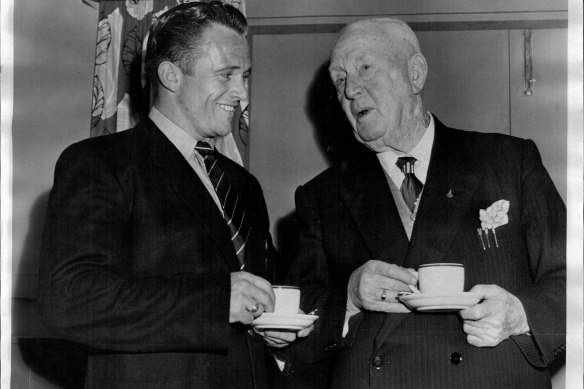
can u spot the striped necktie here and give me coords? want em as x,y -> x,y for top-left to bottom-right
195,141 -> 250,269
396,156 -> 424,213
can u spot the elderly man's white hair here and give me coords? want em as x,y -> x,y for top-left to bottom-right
337,17 -> 422,60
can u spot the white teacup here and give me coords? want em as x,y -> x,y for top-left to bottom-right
272,286 -> 300,315
417,263 -> 464,295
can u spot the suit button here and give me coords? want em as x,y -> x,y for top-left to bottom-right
370,356 -> 384,369
450,352 -> 462,365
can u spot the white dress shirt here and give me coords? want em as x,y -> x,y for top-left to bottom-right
149,107 -> 224,216
343,114 -> 435,337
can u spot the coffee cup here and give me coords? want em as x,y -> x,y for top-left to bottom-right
417,263 -> 464,295
272,286 -> 300,315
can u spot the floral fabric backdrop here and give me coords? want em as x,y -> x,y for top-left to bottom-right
90,0 -> 248,166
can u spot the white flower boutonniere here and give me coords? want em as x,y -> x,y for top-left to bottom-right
476,199 -> 509,249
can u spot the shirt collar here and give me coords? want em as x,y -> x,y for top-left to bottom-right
149,106 -> 215,159
376,113 -> 435,186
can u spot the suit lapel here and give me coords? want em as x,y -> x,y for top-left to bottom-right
339,154 -> 410,264
406,119 -> 483,267
142,120 -> 241,271
373,118 -> 484,351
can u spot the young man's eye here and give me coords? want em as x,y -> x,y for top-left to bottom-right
361,64 -> 371,71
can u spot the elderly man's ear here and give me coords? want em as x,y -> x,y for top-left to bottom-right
157,61 -> 181,93
408,53 -> 428,94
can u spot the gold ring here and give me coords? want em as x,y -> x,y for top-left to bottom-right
249,303 -> 260,313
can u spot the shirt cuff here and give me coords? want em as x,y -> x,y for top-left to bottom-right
342,297 -> 361,337
275,356 -> 286,371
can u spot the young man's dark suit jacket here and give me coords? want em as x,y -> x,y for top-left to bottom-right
288,116 -> 566,388
39,118 -> 278,389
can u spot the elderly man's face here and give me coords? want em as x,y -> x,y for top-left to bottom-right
176,24 -> 250,139
329,24 -> 418,152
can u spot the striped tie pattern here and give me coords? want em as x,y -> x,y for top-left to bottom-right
396,156 -> 424,212
195,141 -> 251,269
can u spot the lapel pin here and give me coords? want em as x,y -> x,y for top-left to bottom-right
446,189 -> 454,198
476,228 -> 486,250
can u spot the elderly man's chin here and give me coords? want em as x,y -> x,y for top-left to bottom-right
353,126 -> 391,153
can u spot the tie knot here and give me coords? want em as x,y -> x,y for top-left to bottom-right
396,156 -> 417,174
195,141 -> 214,158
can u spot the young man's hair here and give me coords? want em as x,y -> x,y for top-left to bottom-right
145,1 -> 247,84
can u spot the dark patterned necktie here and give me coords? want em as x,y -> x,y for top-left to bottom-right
396,156 -> 424,212
195,141 -> 250,269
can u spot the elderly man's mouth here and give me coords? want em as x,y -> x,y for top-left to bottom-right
356,109 -> 371,119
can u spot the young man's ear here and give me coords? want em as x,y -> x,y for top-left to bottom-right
157,61 -> 181,93
408,53 -> 428,95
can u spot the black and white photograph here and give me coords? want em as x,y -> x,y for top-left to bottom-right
1,1 -> 582,388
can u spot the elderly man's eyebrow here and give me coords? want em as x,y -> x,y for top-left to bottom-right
329,65 -> 345,74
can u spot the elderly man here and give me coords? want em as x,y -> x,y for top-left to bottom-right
38,2 -> 307,388
287,17 -> 566,388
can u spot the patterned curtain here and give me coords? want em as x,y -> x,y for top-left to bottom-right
89,0 -> 248,166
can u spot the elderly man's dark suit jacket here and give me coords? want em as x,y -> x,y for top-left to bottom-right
39,119 -> 278,389
288,117 -> 566,388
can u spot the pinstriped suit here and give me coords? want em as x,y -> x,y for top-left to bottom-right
288,117 -> 565,388
39,119 -> 278,389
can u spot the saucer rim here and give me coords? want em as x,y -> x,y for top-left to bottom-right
251,313 -> 319,328
253,324 -> 307,331
398,292 -> 482,311
400,291 -> 482,301
259,312 -> 319,320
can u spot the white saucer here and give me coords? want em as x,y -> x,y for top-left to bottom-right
252,313 -> 319,331
399,292 -> 482,312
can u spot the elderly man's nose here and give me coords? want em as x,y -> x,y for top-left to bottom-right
344,77 -> 362,99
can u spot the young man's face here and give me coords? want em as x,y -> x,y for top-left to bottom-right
176,24 -> 250,139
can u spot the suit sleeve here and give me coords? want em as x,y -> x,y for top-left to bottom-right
38,143 -> 231,353
513,139 -> 566,366
284,184 -> 351,363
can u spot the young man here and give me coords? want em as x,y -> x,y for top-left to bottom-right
39,3 -> 306,388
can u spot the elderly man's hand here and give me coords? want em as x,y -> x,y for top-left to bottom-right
230,272 -> 275,325
347,260 -> 417,313
459,284 -> 530,347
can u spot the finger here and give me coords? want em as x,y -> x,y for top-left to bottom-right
265,339 -> 289,348
366,301 -> 411,313
247,285 -> 275,312
250,275 -> 276,300
254,332 -> 286,348
373,262 -> 418,285
371,276 -> 412,293
466,334 -> 487,347
459,303 -> 488,320
263,331 -> 297,343
247,302 -> 264,318
298,325 -> 314,338
262,335 -> 289,345
230,292 -> 257,323
406,268 -> 418,280
239,311 -> 255,325
462,321 -> 487,336
236,272 -> 276,311
466,332 -> 500,348
467,284 -> 495,299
